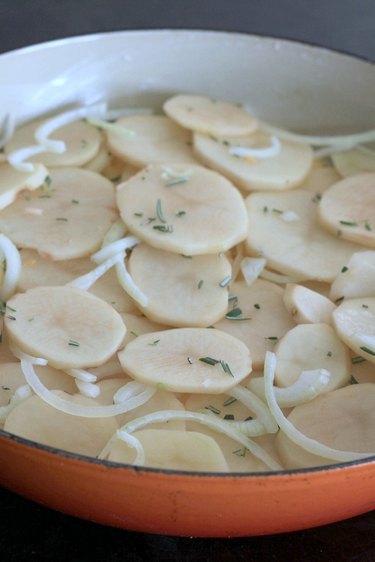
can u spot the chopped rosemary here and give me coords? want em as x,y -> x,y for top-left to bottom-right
148,339 -> 160,346
175,210 -> 186,217
71,199 -> 80,204
199,356 -> 219,366
187,356 -> 193,364
56,217 -> 68,222
197,280 -> 204,289
1,385 -> 10,390
359,346 -> 375,356
225,307 -> 250,321
336,229 -> 343,237
68,339 -> 80,347
272,208 -> 283,215
6,315 -> 16,321
365,222 -> 372,231
339,220 -> 358,227
350,375 -> 359,385
110,175 -> 121,182
165,177 -> 189,187
341,266 -> 348,273
7,306 -> 16,312
263,206 -> 269,214
219,275 -> 232,288
244,415 -> 253,421
220,360 -> 234,377
28,317 -> 34,322
153,224 -> 173,233
232,447 -> 246,457
223,397 -> 237,407
311,192 -> 322,203
352,356 -> 365,364
44,175 -> 52,186
254,303 -> 261,309
205,405 -> 221,415
156,198 -> 166,223
224,414 -> 235,420
181,254 -> 193,259
362,304 -> 369,309
327,351 -> 332,357
265,336 -> 279,342
130,331 -> 139,337
134,212 -> 143,217
335,296 -> 344,304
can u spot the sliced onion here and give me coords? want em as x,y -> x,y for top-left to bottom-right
7,144 -> 47,172
229,136 -> 281,159
115,259 -> 148,307
0,113 -> 15,149
260,269 -> 304,285
68,252 -> 125,290
75,380 -> 101,398
264,351 -> 373,462
240,257 -> 266,287
99,429 -> 145,464
101,219 -> 128,247
92,235 -> 140,263
262,123 -> 375,148
0,234 -> 22,301
86,117 -> 134,136
0,384 -> 33,422
65,368 -> 97,383
20,358 -> 156,418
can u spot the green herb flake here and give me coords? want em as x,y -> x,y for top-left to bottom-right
225,307 -> 250,321
224,414 -> 235,420
187,356 -> 193,365
110,175 -> 121,182
335,296 -> 344,304
134,212 -> 143,217
219,275 -> 232,288
44,175 -> 52,186
197,280 -> 204,289
220,360 -> 234,377
272,208 -> 283,215
232,448 -> 246,457
265,336 -> 279,342
165,177 -> 189,187
175,210 -> 186,217
341,266 -> 348,273
130,331 -> 139,337
205,405 -> 221,415
156,198 -> 166,223
350,375 -> 359,385
263,206 -> 269,214
1,385 -> 10,391
56,217 -> 68,222
311,193 -> 322,203
362,304 -> 369,309
148,339 -> 160,346
327,351 -> 332,357
223,397 -> 237,407
68,339 -> 80,347
351,356 -> 365,364
71,199 -> 80,204
28,317 -> 34,322
365,222 -> 372,231
336,229 -> 343,237
359,346 -> 375,356
6,315 -> 16,321
254,303 -> 261,309
339,220 -> 358,227
7,306 -> 16,312
199,356 -> 220,366
152,224 -> 173,233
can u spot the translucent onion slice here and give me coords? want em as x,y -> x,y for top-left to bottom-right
229,385 -> 278,435
262,123 -> 375,148
259,269 -> 304,285
0,233 -> 22,301
101,409 -> 283,470
0,113 -> 15,150
240,257 -> 266,286
75,380 -> 101,398
249,368 -> 330,407
65,368 -> 97,383
229,136 -> 281,159
7,145 -> 47,172
21,359 -> 156,418
0,384 -> 33,422
68,252 -> 125,290
92,235 -> 140,263
264,351 -> 372,461
115,259 -> 148,307
101,219 -> 127,247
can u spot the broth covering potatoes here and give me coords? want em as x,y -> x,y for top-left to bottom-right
0,93 -> 374,473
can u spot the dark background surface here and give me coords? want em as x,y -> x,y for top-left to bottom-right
0,1 -> 374,560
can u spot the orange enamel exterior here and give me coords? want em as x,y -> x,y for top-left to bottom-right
0,30 -> 374,537
0,431 -> 374,537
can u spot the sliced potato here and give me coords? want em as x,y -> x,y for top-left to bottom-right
274,323 -> 350,392
318,173 -> 375,248
275,383 -> 375,469
4,391 -> 118,456
5,286 -> 126,369
300,158 -> 341,194
118,328 -> 252,394
214,280 -> 295,369
0,162 -> 47,210
0,168 -> 117,260
106,115 -> 198,167
117,164 -> 248,255
163,94 -> 258,137
193,130 -> 313,191
351,355 -> 375,384
332,297 -> 375,364
19,249 -> 139,314
5,118 -> 101,167
84,143 -> 111,173
245,190 -> 364,282
331,145 -> 375,177
128,243 -> 232,327
283,284 -> 336,324
107,428 -> 229,471
330,251 -> 375,302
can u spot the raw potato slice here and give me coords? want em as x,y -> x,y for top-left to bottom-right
193,130 -> 313,191
331,144 -> 375,177
128,243 -> 232,327
318,173 -> 375,248
84,143 -> 111,173
275,383 -> 375,469
107,429 -> 229,471
275,323 -> 350,392
118,328 -> 252,394
214,280 -> 295,369
5,286 -> 126,369
245,190 -> 364,282
332,297 -> 375,364
185,393 -> 280,472
0,362 -> 76,406
0,168 -> 117,260
4,391 -> 118,456
300,158 -> 341,194
330,251 -> 375,301
163,94 -> 258,137
117,164 -> 249,255
351,355 -> 375,384
19,249 -> 139,314
283,284 -> 336,324
0,162 -> 47,210
5,118 -> 101,167
106,115 -> 198,167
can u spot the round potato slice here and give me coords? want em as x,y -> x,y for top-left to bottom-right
128,243 -> 232,327
332,297 -> 375,364
4,391 -> 118,457
214,280 -> 295,369
163,94 -> 258,137
117,164 -> 248,255
331,145 -> 375,177
193,130 -> 313,192
0,168 -> 117,260
106,115 -> 198,167
4,286 -> 126,369
329,251 -> 375,301
245,190 -> 364,282
118,328 -> 252,394
107,428 -> 229,472
5,118 -> 101,167
0,162 -> 47,210
300,158 -> 341,194
318,173 -> 375,248
274,323 -> 351,392
19,249 -> 139,314
275,383 -> 375,469
283,284 -> 336,324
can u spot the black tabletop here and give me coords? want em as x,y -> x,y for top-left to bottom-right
0,1 -> 374,560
